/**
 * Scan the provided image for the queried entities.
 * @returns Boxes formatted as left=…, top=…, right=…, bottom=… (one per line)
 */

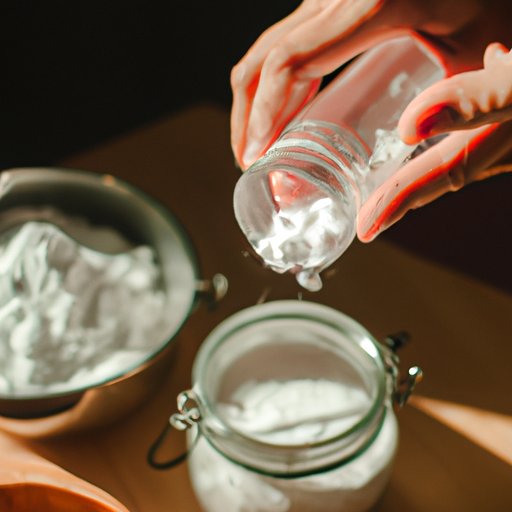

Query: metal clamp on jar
left=149, top=300, right=422, bottom=512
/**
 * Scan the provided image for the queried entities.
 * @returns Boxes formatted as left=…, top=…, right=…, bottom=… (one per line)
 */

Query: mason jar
left=150, top=300, right=422, bottom=512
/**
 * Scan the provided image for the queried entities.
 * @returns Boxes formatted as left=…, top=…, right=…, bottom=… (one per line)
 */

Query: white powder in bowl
left=0, top=220, right=169, bottom=395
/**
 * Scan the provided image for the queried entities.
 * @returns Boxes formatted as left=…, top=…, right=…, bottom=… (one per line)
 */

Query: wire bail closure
left=147, top=390, right=201, bottom=470
left=170, top=390, right=201, bottom=430
left=147, top=273, right=227, bottom=469
left=148, top=331, right=423, bottom=470
left=382, top=332, right=423, bottom=410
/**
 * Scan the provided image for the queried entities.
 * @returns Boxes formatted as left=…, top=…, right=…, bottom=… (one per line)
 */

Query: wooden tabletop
left=4, top=104, right=511, bottom=511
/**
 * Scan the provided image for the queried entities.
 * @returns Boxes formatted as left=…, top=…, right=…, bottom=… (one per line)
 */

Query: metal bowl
left=0, top=167, right=225, bottom=437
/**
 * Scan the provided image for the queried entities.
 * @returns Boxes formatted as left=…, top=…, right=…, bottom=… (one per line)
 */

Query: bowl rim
left=0, top=166, right=200, bottom=403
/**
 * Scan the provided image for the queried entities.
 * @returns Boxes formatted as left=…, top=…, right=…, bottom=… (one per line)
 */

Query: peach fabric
left=0, top=432, right=128, bottom=511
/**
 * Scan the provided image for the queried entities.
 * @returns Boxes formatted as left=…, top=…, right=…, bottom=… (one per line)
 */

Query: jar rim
left=191, top=300, right=390, bottom=475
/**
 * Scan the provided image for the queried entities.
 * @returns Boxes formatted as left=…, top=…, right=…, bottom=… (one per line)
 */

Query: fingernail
left=484, top=42, right=509, bottom=67
left=233, top=156, right=242, bottom=171
left=417, top=105, right=459, bottom=139
left=357, top=200, right=385, bottom=243
left=358, top=214, right=385, bottom=243
left=231, top=62, right=246, bottom=87
left=242, top=140, right=264, bottom=168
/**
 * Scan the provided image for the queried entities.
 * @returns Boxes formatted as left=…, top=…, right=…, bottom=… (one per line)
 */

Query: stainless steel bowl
left=0, top=167, right=226, bottom=437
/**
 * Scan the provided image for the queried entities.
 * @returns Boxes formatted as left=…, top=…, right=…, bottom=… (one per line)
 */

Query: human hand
left=230, top=0, right=484, bottom=169
left=357, top=42, right=512, bottom=241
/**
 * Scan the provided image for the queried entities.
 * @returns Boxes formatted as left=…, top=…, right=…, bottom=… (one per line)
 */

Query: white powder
left=243, top=129, right=408, bottom=293
left=368, top=129, right=410, bottom=170
left=388, top=71, right=409, bottom=98
left=219, top=379, right=369, bottom=444
left=188, top=379, right=398, bottom=512
left=0, top=220, right=168, bottom=395
left=251, top=195, right=350, bottom=293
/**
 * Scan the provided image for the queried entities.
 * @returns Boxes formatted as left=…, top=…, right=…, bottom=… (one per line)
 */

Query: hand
left=230, top=0, right=488, bottom=170
left=357, top=42, right=512, bottom=241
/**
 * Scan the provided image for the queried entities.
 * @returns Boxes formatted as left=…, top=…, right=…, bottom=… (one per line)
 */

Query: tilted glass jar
left=233, top=35, right=447, bottom=292
left=151, top=300, right=422, bottom=512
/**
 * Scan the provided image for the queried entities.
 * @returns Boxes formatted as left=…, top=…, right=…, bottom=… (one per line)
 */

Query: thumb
left=357, top=121, right=512, bottom=242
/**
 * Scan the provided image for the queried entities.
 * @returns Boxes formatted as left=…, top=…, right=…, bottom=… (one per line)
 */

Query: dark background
left=1, top=1, right=511, bottom=292
left=0, top=1, right=303, bottom=166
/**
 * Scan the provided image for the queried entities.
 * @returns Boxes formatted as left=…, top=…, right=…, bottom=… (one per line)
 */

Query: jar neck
left=233, top=121, right=368, bottom=290
left=267, top=120, right=372, bottom=207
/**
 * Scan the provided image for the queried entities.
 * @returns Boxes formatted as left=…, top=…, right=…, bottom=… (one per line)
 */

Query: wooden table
left=5, top=105, right=512, bottom=511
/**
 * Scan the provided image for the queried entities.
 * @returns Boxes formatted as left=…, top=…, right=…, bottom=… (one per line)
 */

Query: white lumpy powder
left=252, top=196, right=348, bottom=293
left=245, top=129, right=414, bottom=294
left=188, top=379, right=398, bottom=512
left=0, top=219, right=168, bottom=395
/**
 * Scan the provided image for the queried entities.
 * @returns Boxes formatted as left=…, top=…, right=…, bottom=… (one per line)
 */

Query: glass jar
left=151, top=300, right=422, bottom=512
left=233, top=35, right=447, bottom=291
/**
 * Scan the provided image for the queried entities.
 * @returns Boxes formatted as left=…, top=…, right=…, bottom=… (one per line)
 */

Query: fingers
left=241, top=73, right=321, bottom=166
left=361, top=41, right=512, bottom=241
left=231, top=0, right=386, bottom=169
left=230, top=4, right=315, bottom=167
left=357, top=121, right=512, bottom=241
left=399, top=42, right=512, bottom=145
left=242, top=0, right=385, bottom=167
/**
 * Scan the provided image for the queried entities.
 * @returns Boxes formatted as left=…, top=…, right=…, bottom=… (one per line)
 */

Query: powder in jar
left=188, top=378, right=397, bottom=512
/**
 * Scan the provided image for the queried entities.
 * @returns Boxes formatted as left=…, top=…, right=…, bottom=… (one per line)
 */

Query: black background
left=1, top=1, right=511, bottom=292
left=0, top=1, right=303, bottom=166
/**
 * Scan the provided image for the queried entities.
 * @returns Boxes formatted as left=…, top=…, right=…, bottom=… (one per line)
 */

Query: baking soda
left=188, top=378, right=398, bottom=512
left=0, top=219, right=168, bottom=395
left=251, top=192, right=349, bottom=293
left=246, top=127, right=412, bottom=294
